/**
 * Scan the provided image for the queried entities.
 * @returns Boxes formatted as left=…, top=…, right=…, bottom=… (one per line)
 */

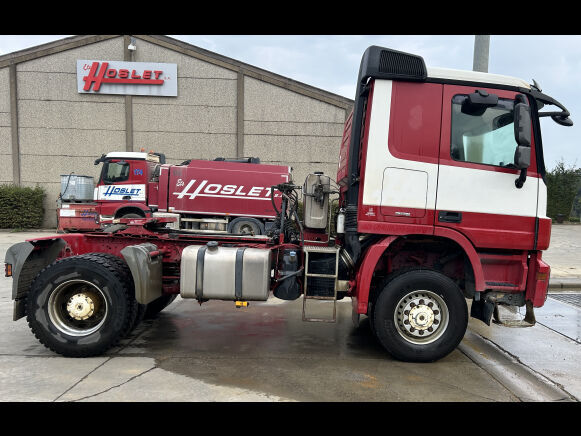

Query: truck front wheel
left=372, top=269, right=468, bottom=362
left=26, top=254, right=136, bottom=357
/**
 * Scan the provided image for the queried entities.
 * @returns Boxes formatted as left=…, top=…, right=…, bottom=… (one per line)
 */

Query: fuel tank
left=180, top=242, right=272, bottom=301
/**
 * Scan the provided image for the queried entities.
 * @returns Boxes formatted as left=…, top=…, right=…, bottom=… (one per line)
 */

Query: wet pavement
left=543, top=224, right=581, bottom=282
left=0, top=226, right=579, bottom=402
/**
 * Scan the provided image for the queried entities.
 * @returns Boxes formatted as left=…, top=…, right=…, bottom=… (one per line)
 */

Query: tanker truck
left=57, top=153, right=291, bottom=235
left=5, top=46, right=573, bottom=362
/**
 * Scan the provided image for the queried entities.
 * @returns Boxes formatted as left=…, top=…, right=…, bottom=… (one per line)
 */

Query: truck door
left=436, top=85, right=538, bottom=250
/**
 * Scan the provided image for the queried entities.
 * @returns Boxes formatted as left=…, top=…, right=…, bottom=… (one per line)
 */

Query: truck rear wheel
left=26, top=254, right=136, bottom=357
left=83, top=252, right=142, bottom=333
left=372, top=269, right=468, bottom=362
left=228, top=217, right=264, bottom=235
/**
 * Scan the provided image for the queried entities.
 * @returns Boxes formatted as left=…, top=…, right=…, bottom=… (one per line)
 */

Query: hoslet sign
left=77, top=60, right=177, bottom=96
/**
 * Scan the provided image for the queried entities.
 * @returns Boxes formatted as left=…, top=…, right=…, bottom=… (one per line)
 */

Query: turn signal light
left=5, top=263, right=12, bottom=277
left=536, top=272, right=548, bottom=281
left=235, top=301, right=249, bottom=308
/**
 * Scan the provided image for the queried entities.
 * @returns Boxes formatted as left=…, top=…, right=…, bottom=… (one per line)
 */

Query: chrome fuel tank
left=180, top=242, right=272, bottom=301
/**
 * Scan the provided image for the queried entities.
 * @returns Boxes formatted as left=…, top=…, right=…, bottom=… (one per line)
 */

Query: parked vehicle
left=5, top=46, right=573, bottom=362
left=57, top=153, right=291, bottom=235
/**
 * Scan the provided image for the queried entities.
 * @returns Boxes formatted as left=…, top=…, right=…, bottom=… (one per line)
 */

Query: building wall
left=0, top=67, right=11, bottom=184
left=15, top=37, right=126, bottom=227
left=2, top=36, right=352, bottom=228
left=244, top=76, right=346, bottom=185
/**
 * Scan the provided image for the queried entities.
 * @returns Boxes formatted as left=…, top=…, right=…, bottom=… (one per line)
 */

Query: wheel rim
left=394, top=290, right=449, bottom=345
left=239, top=224, right=253, bottom=233
left=48, top=280, right=108, bottom=337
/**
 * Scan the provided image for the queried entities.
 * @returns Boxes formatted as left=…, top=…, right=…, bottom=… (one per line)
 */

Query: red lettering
left=82, top=62, right=166, bottom=92
left=83, top=61, right=108, bottom=92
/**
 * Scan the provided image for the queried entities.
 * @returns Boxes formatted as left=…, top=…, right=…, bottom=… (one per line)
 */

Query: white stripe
left=437, top=165, right=538, bottom=217
left=362, top=80, right=438, bottom=211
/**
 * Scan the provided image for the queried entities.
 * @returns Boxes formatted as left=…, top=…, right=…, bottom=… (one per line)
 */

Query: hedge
left=545, top=160, right=581, bottom=220
left=0, top=185, right=46, bottom=229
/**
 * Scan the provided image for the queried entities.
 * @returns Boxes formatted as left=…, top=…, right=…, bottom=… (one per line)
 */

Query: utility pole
left=473, top=35, right=490, bottom=73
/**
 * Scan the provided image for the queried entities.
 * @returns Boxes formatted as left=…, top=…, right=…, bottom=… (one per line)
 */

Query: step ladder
left=302, top=246, right=340, bottom=323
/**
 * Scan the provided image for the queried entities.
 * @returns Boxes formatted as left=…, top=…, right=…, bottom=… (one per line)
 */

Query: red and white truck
left=5, top=46, right=573, bottom=362
left=58, top=154, right=290, bottom=235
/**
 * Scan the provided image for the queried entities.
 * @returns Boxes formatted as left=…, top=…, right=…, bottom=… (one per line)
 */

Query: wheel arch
left=354, top=232, right=484, bottom=315
left=114, top=204, right=150, bottom=218
left=5, top=238, right=66, bottom=320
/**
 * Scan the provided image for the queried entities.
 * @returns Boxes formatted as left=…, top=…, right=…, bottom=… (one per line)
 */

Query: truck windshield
left=451, top=95, right=518, bottom=168
left=102, top=161, right=130, bottom=184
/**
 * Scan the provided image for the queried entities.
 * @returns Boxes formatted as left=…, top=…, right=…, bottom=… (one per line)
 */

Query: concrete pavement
left=0, top=224, right=579, bottom=402
left=543, top=224, right=581, bottom=288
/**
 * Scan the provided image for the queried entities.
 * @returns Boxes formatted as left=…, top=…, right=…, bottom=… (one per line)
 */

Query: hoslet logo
left=82, top=61, right=164, bottom=92
left=103, top=186, right=142, bottom=197
left=173, top=179, right=280, bottom=200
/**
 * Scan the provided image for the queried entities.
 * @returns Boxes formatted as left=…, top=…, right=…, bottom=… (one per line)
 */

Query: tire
left=368, top=303, right=376, bottom=336
left=84, top=252, right=143, bottom=333
left=372, top=269, right=468, bottom=363
left=229, top=217, right=264, bottom=235
left=144, top=294, right=177, bottom=319
left=26, top=254, right=137, bottom=357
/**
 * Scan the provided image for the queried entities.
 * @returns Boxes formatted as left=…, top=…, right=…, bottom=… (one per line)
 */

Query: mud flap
left=470, top=298, right=495, bottom=326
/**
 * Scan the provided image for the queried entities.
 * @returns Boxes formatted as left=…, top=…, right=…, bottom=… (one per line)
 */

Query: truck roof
left=105, top=152, right=160, bottom=162
left=427, top=66, right=531, bottom=90
left=359, top=46, right=533, bottom=92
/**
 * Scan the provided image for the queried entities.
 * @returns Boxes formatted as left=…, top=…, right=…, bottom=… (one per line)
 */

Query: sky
left=1, top=34, right=579, bottom=171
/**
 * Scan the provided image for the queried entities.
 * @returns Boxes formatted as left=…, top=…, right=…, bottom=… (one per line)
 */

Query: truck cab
left=338, top=47, right=572, bottom=344
left=94, top=152, right=163, bottom=221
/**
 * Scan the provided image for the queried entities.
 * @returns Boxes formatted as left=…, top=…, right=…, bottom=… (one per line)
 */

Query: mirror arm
left=515, top=168, right=527, bottom=189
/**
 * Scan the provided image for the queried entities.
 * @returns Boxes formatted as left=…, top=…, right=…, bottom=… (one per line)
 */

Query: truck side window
left=102, top=161, right=130, bottom=184
left=150, top=164, right=161, bottom=182
left=450, top=95, right=519, bottom=167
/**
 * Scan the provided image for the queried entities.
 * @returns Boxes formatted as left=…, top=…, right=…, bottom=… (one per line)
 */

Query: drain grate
left=549, top=293, right=581, bottom=309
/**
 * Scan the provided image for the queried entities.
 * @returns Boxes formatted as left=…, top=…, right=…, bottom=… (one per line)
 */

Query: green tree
left=545, top=159, right=581, bottom=220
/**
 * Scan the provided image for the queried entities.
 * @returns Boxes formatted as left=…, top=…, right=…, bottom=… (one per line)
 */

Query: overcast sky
left=1, top=34, right=579, bottom=170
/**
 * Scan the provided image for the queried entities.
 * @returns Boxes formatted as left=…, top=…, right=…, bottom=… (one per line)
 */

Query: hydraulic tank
left=303, top=173, right=330, bottom=229
left=180, top=242, right=272, bottom=301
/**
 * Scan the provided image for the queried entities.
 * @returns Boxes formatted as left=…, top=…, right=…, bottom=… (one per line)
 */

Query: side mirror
left=461, top=90, right=499, bottom=116
left=514, top=102, right=531, bottom=147
left=514, top=145, right=530, bottom=170
left=513, top=96, right=531, bottom=188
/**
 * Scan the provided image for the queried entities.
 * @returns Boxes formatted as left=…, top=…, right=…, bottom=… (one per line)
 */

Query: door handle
left=438, top=211, right=462, bottom=223
left=122, top=196, right=131, bottom=200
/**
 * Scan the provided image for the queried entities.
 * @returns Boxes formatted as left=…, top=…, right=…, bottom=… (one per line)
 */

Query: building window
left=450, top=95, right=518, bottom=168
